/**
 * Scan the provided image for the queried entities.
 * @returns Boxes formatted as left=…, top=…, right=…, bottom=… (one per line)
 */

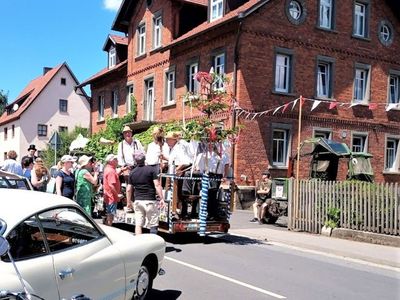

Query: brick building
left=85, top=0, right=400, bottom=183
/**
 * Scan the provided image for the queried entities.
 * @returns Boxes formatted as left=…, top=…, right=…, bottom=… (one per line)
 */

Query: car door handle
left=59, top=268, right=74, bottom=280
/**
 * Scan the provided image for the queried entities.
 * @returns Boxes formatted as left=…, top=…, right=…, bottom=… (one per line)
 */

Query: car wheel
left=133, top=265, right=153, bottom=300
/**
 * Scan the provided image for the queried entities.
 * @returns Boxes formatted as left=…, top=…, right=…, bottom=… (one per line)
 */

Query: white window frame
left=289, top=1, right=302, bottom=20
left=108, top=46, right=116, bottom=68
left=98, top=95, right=105, bottom=121
left=153, top=14, right=162, bottom=49
left=111, top=90, right=118, bottom=118
left=188, top=62, right=199, bottom=93
left=385, top=136, right=400, bottom=172
left=213, top=53, right=225, bottom=90
left=126, top=85, right=134, bottom=113
left=272, top=125, right=291, bottom=167
left=351, top=133, right=368, bottom=152
left=319, top=0, right=333, bottom=29
left=353, top=64, right=370, bottom=103
left=210, top=0, right=224, bottom=21
left=144, top=78, right=155, bottom=121
left=317, top=61, right=331, bottom=98
left=275, top=54, right=291, bottom=93
left=137, top=23, right=146, bottom=56
left=388, top=71, right=400, bottom=104
left=353, top=2, right=367, bottom=38
left=165, top=69, right=175, bottom=105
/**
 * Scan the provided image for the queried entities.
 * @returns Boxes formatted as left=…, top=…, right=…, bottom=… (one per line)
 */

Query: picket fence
left=287, top=179, right=400, bottom=235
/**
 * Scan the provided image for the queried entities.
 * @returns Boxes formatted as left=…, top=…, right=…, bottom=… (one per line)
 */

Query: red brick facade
left=88, top=0, right=400, bottom=183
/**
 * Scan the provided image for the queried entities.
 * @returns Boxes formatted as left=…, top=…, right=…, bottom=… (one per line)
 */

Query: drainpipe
left=230, top=14, right=244, bottom=210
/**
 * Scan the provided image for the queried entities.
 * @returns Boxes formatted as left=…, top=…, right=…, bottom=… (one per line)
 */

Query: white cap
left=61, top=155, right=77, bottom=163
left=105, top=154, right=118, bottom=163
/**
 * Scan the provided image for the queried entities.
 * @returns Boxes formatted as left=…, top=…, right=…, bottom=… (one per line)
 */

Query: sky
left=0, top=0, right=123, bottom=102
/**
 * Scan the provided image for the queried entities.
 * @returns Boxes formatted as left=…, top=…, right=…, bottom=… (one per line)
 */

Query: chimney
left=43, top=67, right=52, bottom=75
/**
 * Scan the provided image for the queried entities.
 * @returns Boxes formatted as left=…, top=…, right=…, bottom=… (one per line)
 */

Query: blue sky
left=0, top=0, right=123, bottom=101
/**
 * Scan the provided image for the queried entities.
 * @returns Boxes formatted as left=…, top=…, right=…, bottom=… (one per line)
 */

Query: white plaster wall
left=0, top=65, right=90, bottom=164
left=0, top=122, right=21, bottom=161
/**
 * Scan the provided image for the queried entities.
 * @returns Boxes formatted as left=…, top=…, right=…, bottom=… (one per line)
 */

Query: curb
left=331, top=228, right=400, bottom=248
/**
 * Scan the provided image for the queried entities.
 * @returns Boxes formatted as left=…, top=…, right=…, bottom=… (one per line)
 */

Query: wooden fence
left=287, top=179, right=400, bottom=235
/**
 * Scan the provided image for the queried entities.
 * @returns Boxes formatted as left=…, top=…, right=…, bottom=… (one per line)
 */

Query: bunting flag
left=386, top=103, right=398, bottom=111
left=292, top=98, right=298, bottom=111
left=273, top=106, right=283, bottom=115
left=329, top=102, right=338, bottom=110
left=282, top=103, right=290, bottom=113
left=349, top=102, right=360, bottom=108
left=311, top=100, right=321, bottom=111
left=368, top=103, right=378, bottom=110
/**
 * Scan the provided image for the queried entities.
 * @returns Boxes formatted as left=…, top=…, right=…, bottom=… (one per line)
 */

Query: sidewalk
left=228, top=210, right=400, bottom=269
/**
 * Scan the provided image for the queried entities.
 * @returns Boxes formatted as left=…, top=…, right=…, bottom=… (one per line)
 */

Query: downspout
left=231, top=14, right=244, bottom=210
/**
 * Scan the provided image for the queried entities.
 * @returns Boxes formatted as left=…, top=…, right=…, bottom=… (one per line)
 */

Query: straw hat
left=122, top=125, right=132, bottom=133
left=105, top=154, right=118, bottom=163
left=165, top=132, right=179, bottom=140
left=78, top=155, right=92, bottom=166
left=60, top=155, right=76, bottom=163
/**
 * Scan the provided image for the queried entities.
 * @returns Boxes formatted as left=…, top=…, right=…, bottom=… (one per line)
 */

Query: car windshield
left=0, top=173, right=31, bottom=190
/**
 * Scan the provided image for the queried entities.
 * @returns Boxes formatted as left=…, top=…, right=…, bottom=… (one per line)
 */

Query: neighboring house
left=0, top=63, right=90, bottom=162
left=78, top=35, right=129, bottom=133
left=88, top=0, right=400, bottom=183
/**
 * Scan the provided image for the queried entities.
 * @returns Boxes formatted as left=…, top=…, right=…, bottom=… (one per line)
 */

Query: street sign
left=49, top=131, right=62, bottom=150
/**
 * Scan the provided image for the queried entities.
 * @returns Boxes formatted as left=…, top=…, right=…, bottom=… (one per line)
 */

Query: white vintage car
left=0, top=189, right=165, bottom=300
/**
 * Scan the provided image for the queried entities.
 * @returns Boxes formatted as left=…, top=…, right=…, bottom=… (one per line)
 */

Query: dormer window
left=210, top=0, right=224, bottom=21
left=108, top=47, right=116, bottom=69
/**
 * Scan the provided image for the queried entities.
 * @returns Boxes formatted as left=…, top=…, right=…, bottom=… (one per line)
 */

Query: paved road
left=146, top=211, right=399, bottom=300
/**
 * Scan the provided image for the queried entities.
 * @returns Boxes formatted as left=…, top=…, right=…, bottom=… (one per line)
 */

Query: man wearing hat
left=250, top=169, right=272, bottom=224
left=21, top=144, right=38, bottom=164
left=103, top=154, right=121, bottom=226
left=126, top=152, right=165, bottom=235
left=117, top=125, right=145, bottom=211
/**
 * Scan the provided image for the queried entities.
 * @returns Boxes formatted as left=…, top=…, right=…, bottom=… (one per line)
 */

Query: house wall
left=233, top=0, right=400, bottom=183
left=0, top=122, right=21, bottom=161
left=0, top=66, right=90, bottom=164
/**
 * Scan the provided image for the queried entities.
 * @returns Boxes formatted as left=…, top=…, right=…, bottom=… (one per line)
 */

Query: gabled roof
left=102, top=34, right=128, bottom=52
left=161, top=0, right=269, bottom=51
left=77, top=60, right=127, bottom=88
left=0, top=63, right=81, bottom=126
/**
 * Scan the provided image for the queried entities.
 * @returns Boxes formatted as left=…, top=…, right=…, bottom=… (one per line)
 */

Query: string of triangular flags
left=234, top=96, right=400, bottom=120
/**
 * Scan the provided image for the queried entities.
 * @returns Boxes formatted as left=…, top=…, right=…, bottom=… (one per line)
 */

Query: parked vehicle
left=0, top=171, right=33, bottom=190
left=0, top=189, right=165, bottom=300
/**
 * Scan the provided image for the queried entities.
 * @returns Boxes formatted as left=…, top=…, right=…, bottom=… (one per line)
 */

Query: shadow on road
left=148, top=289, right=181, bottom=299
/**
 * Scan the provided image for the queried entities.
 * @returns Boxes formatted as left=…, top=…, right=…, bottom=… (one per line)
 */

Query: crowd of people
left=1, top=124, right=236, bottom=234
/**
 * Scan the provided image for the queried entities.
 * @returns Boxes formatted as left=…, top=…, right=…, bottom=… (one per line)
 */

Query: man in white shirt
left=117, top=125, right=145, bottom=211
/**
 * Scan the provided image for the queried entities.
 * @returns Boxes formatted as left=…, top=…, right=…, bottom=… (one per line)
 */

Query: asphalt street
left=147, top=211, right=400, bottom=300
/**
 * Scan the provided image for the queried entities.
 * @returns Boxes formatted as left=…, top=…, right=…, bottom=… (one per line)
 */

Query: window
left=378, top=20, right=394, bottom=46
left=353, top=2, right=369, bottom=38
left=212, top=53, right=225, bottom=90
left=353, top=64, right=370, bottom=102
left=98, top=95, right=104, bottom=121
left=352, top=133, right=367, bottom=152
left=12, top=125, right=14, bottom=138
left=126, top=85, right=134, bottom=113
left=108, top=46, right=116, bottom=68
left=388, top=71, right=400, bottom=104
left=4, top=127, right=7, bottom=140
left=165, top=69, right=175, bottom=105
left=187, top=62, right=199, bottom=93
left=274, top=52, right=292, bottom=93
left=314, top=129, right=332, bottom=139
left=59, top=99, right=68, bottom=112
left=4, top=216, right=47, bottom=261
left=210, top=0, right=224, bottom=21
left=289, top=1, right=301, bottom=19
left=285, top=0, right=307, bottom=25
left=272, top=128, right=290, bottom=166
left=137, top=23, right=146, bottom=56
left=60, top=78, right=66, bottom=85
left=385, top=137, right=400, bottom=172
left=111, top=90, right=118, bottom=118
left=144, top=78, right=155, bottom=121
left=37, top=124, right=47, bottom=137
left=38, top=208, right=102, bottom=253
left=59, top=126, right=68, bottom=133
left=153, top=14, right=162, bottom=49
left=316, top=58, right=334, bottom=98
left=319, top=0, right=333, bottom=29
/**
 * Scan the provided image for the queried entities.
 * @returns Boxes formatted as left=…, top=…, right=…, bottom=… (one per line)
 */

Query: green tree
left=0, top=89, right=9, bottom=115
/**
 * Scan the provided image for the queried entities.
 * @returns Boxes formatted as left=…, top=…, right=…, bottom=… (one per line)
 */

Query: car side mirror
left=0, top=236, right=10, bottom=257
